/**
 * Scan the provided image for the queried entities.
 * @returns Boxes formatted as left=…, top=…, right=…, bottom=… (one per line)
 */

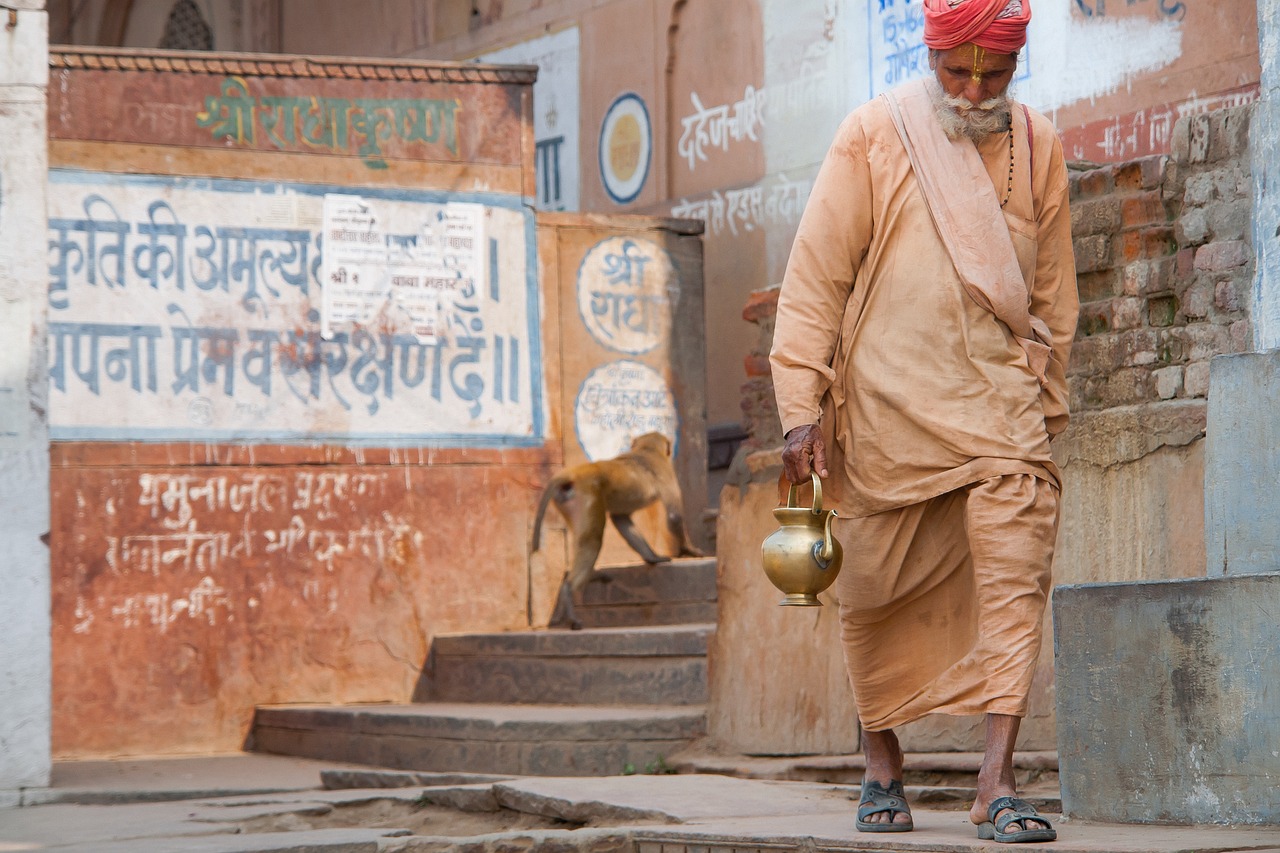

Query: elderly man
left=770, top=0, right=1077, bottom=844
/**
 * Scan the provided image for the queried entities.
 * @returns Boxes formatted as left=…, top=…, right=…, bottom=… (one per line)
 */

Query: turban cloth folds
left=923, top=0, right=1031, bottom=54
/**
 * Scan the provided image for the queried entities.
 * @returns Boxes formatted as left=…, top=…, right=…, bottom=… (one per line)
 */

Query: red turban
left=923, top=0, right=1031, bottom=54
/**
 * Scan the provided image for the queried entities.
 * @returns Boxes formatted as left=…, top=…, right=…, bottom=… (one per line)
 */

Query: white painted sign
left=480, top=27, right=582, bottom=212
left=576, top=236, right=676, bottom=355
left=574, top=359, right=678, bottom=462
left=599, top=93, right=653, bottom=205
left=46, top=170, right=543, bottom=446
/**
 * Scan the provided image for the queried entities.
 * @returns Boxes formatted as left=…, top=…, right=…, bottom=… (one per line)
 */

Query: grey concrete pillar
left=1254, top=0, right=1280, bottom=347
left=1205, top=352, right=1280, bottom=576
left=0, top=1, right=50, bottom=804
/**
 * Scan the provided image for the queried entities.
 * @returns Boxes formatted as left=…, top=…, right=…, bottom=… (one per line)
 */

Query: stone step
left=573, top=558, right=719, bottom=628
left=416, top=624, right=714, bottom=706
left=253, top=702, right=707, bottom=777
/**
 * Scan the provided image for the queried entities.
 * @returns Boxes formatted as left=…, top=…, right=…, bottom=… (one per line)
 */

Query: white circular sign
left=599, top=92, right=652, bottom=205
left=574, top=360, right=678, bottom=462
left=576, top=236, right=676, bottom=355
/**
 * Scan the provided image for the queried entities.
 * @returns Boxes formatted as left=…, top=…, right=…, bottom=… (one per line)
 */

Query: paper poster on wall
left=574, top=359, right=677, bottom=462
left=321, top=195, right=484, bottom=343
left=46, top=170, right=542, bottom=446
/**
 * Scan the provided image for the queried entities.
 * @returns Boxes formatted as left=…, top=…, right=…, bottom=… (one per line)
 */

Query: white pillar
left=0, top=1, right=50, bottom=803
left=1252, top=0, right=1280, bottom=348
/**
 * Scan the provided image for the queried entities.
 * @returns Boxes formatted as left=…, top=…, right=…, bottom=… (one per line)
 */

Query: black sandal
left=977, top=796, right=1057, bottom=843
left=856, top=779, right=914, bottom=833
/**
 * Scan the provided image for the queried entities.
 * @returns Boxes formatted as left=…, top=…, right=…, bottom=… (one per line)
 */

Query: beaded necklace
left=1000, top=126, right=1014, bottom=208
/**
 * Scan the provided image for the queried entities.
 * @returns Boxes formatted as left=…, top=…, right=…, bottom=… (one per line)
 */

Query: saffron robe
left=769, top=84, right=1078, bottom=729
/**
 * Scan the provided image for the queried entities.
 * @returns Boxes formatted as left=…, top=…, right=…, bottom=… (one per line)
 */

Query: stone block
left=1205, top=352, right=1280, bottom=576
left=1073, top=233, right=1113, bottom=274
left=1194, top=240, right=1251, bottom=272
left=1153, top=366, right=1183, bottom=399
left=1183, top=360, right=1211, bottom=397
left=1175, top=207, right=1209, bottom=245
left=1183, top=173, right=1217, bottom=206
left=1112, top=297, right=1145, bottom=330
left=1181, top=282, right=1213, bottom=319
left=1054, top=572, right=1280, bottom=825
left=1071, top=197, right=1121, bottom=237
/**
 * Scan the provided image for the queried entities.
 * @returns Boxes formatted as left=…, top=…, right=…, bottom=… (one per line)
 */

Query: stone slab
left=492, top=774, right=856, bottom=823
left=1054, top=573, right=1280, bottom=825
left=1205, top=351, right=1280, bottom=575
left=253, top=703, right=706, bottom=776
left=633, top=810, right=1280, bottom=853
left=429, top=624, right=714, bottom=657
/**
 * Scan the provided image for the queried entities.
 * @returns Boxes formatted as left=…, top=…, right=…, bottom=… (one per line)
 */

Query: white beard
left=926, top=77, right=1013, bottom=144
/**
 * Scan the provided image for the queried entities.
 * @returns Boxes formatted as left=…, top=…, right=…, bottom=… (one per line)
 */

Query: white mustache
left=941, top=93, right=1007, bottom=113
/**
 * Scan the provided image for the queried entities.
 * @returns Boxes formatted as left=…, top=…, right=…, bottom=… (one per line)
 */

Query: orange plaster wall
left=49, top=446, right=562, bottom=757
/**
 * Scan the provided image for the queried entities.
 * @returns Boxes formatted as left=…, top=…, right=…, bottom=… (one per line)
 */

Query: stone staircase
left=251, top=557, right=718, bottom=777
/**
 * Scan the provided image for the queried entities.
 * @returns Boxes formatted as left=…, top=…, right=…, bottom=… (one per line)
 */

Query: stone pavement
left=2, top=753, right=1279, bottom=853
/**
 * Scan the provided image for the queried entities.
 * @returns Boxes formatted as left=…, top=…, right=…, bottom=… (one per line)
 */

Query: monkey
left=531, top=432, right=705, bottom=630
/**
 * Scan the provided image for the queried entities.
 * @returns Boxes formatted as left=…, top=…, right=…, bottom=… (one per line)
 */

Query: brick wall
left=736, top=104, right=1256, bottom=451
left=1068, top=105, right=1254, bottom=412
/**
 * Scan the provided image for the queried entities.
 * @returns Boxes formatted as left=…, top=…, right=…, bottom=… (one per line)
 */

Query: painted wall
left=43, top=48, right=709, bottom=758
left=0, top=1, right=51, bottom=800
left=44, top=50, right=551, bottom=758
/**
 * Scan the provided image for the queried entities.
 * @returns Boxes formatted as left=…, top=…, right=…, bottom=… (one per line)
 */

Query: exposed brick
left=1118, top=328, right=1159, bottom=366
left=1120, top=191, right=1169, bottom=229
left=1112, top=297, right=1145, bottom=330
left=1076, top=166, right=1114, bottom=199
left=1213, top=107, right=1252, bottom=160
left=1177, top=208, right=1210, bottom=246
left=1176, top=247, right=1197, bottom=278
left=1184, top=361, right=1211, bottom=397
left=742, top=286, right=781, bottom=322
left=1077, top=302, right=1113, bottom=337
left=1184, top=173, right=1218, bottom=206
left=1156, top=327, right=1189, bottom=364
left=1207, top=200, right=1251, bottom=242
left=1121, top=227, right=1176, bottom=263
left=1153, top=365, right=1184, bottom=400
left=1073, top=234, right=1114, bottom=274
left=1184, top=324, right=1233, bottom=361
left=1230, top=319, right=1253, bottom=352
left=1213, top=167, right=1250, bottom=201
left=1215, top=279, right=1244, bottom=313
left=1072, top=197, right=1122, bottom=237
left=1182, top=282, right=1213, bottom=319
left=1188, top=114, right=1212, bottom=164
left=1194, top=240, right=1250, bottom=272
left=1115, top=157, right=1167, bottom=191
left=743, top=353, right=772, bottom=378
left=1078, top=269, right=1121, bottom=303
left=1148, top=294, right=1179, bottom=328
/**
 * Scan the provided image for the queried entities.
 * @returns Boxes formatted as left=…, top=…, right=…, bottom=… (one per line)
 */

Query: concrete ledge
left=1054, top=572, right=1280, bottom=825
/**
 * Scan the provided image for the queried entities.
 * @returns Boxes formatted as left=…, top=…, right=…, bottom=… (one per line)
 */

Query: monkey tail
left=530, top=475, right=563, bottom=553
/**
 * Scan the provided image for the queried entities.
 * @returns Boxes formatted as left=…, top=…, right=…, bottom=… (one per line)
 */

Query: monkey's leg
left=549, top=505, right=607, bottom=630
left=665, top=509, right=705, bottom=557
left=611, top=513, right=671, bottom=564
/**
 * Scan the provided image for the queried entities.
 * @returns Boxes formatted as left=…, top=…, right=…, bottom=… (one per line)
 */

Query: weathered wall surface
left=44, top=49, right=707, bottom=758
left=0, top=1, right=51, bottom=799
left=1055, top=572, right=1280, bottom=825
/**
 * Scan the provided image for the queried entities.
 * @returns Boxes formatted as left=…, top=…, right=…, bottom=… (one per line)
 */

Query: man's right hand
left=781, top=423, right=829, bottom=483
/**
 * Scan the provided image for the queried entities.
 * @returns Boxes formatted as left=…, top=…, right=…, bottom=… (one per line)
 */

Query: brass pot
left=760, top=473, right=843, bottom=606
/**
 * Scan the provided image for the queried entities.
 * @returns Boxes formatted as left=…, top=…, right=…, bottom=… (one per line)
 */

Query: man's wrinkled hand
left=781, top=423, right=829, bottom=483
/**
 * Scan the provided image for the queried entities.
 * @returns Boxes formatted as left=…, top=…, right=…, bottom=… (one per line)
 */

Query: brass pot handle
left=786, top=471, right=825, bottom=515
